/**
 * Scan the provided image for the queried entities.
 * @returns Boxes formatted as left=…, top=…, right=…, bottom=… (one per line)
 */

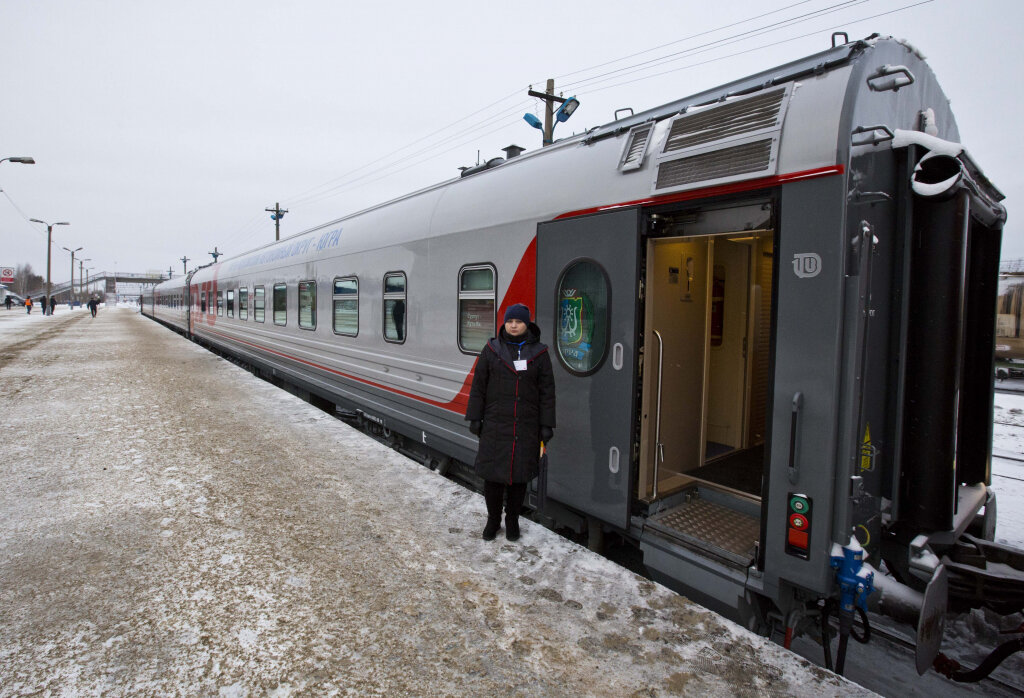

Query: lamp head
left=555, top=96, right=580, bottom=123
left=8, top=157, right=34, bottom=164
left=523, top=113, right=543, bottom=130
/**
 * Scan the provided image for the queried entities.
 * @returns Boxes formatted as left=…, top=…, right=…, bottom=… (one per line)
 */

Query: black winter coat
left=465, top=323, right=556, bottom=484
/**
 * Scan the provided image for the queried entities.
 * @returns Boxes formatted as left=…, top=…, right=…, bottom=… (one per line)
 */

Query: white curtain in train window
left=556, top=261, right=609, bottom=374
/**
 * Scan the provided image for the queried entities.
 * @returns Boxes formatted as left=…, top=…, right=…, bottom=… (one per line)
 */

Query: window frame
left=226, top=288, right=235, bottom=319
left=298, top=280, right=317, bottom=331
left=457, top=263, right=497, bottom=355
left=217, top=290, right=224, bottom=317
left=273, top=283, right=287, bottom=326
left=238, top=287, right=248, bottom=321
left=382, top=271, right=407, bottom=344
left=553, top=258, right=613, bottom=377
left=254, top=285, right=265, bottom=323
left=332, top=276, right=359, bottom=337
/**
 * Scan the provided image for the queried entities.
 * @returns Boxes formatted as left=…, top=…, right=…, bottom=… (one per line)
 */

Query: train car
left=145, top=35, right=1020, bottom=677
left=995, top=273, right=1024, bottom=376
left=143, top=274, right=189, bottom=332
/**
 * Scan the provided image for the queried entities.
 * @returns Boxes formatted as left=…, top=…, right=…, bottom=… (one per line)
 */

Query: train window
left=333, top=277, right=358, bottom=336
left=217, top=291, right=224, bottom=317
left=458, top=265, right=495, bottom=354
left=555, top=260, right=610, bottom=376
left=254, top=286, right=265, bottom=323
left=227, top=289, right=235, bottom=318
left=383, top=272, right=406, bottom=343
left=298, top=280, right=316, bottom=330
left=201, top=291, right=207, bottom=314
left=239, top=287, right=248, bottom=321
left=273, top=283, right=287, bottom=326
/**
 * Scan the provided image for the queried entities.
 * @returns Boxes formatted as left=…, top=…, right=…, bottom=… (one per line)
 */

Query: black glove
left=540, top=426, right=553, bottom=443
left=469, top=420, right=482, bottom=436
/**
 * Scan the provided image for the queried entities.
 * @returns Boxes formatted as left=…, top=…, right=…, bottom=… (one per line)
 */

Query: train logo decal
left=792, top=252, right=822, bottom=278
left=559, top=291, right=592, bottom=362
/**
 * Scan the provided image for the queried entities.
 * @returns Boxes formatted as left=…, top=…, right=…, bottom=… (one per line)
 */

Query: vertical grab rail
left=653, top=330, right=665, bottom=499
left=788, top=392, right=803, bottom=484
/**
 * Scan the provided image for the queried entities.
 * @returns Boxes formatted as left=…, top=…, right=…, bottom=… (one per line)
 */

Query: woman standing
left=466, top=303, right=556, bottom=541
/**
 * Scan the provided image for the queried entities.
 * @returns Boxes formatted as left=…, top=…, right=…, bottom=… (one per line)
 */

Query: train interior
left=638, top=201, right=774, bottom=567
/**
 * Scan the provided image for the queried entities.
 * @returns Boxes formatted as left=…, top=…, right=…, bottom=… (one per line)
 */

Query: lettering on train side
left=226, top=228, right=342, bottom=273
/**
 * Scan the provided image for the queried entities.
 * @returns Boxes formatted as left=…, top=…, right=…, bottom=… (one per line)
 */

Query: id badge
left=514, top=359, right=528, bottom=372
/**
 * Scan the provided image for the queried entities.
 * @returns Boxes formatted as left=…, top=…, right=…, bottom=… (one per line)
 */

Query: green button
left=790, top=496, right=810, bottom=514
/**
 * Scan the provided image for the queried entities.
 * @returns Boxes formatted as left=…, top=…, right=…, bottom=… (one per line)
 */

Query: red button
left=789, top=513, right=808, bottom=529
left=788, top=527, right=809, bottom=550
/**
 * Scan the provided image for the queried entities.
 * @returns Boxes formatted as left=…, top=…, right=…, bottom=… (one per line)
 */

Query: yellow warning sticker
left=859, top=424, right=874, bottom=472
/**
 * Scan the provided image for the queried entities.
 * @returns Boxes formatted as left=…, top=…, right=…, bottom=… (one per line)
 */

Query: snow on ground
left=0, top=308, right=865, bottom=696
left=992, top=392, right=1024, bottom=550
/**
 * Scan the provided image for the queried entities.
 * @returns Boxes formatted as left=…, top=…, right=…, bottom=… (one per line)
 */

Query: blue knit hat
left=503, top=303, right=531, bottom=323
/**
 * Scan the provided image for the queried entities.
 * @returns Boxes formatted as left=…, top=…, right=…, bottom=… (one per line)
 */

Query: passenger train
left=145, top=35, right=1022, bottom=679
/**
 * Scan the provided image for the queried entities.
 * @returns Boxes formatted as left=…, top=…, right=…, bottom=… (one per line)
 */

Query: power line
left=575, top=0, right=935, bottom=97
left=560, top=0, right=868, bottom=93
left=212, top=0, right=935, bottom=251
left=550, top=0, right=819, bottom=83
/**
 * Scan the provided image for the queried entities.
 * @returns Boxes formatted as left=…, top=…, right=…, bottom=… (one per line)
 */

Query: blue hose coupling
left=831, top=535, right=876, bottom=613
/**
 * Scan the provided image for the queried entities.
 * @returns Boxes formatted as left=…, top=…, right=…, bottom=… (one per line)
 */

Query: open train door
left=536, top=208, right=641, bottom=530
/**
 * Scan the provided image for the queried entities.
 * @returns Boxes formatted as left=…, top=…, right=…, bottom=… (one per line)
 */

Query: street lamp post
left=62, top=246, right=83, bottom=304
left=78, top=259, right=91, bottom=297
left=31, top=219, right=70, bottom=312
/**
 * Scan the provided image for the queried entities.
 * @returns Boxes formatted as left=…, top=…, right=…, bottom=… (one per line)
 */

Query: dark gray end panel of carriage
left=763, top=176, right=847, bottom=596
left=536, top=208, right=641, bottom=530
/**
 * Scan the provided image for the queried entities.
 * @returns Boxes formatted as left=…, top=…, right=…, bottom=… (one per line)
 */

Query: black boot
left=482, top=481, right=504, bottom=541
left=505, top=483, right=526, bottom=541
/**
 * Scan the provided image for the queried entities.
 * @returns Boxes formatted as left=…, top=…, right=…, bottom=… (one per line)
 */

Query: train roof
left=167, top=34, right=1000, bottom=291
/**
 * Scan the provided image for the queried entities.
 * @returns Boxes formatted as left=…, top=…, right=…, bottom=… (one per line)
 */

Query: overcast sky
left=2, top=0, right=1021, bottom=283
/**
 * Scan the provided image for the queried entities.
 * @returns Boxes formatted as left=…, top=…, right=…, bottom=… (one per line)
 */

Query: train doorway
left=639, top=203, right=774, bottom=508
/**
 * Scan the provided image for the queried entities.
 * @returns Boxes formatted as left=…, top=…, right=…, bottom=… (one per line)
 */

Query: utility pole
left=209, top=246, right=222, bottom=263
left=180, top=256, right=190, bottom=275
left=528, top=79, right=557, bottom=145
left=265, top=202, right=287, bottom=241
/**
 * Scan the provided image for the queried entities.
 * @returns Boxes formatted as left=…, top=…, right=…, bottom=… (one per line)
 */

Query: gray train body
left=145, top=36, right=1017, bottom=674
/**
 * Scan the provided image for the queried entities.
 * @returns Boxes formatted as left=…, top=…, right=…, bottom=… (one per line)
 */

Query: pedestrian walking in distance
left=87, top=297, right=98, bottom=317
left=25, top=296, right=32, bottom=314
left=39, top=296, right=47, bottom=316
left=49, top=296, right=56, bottom=315
left=4, top=295, right=11, bottom=310
left=465, top=303, right=555, bottom=541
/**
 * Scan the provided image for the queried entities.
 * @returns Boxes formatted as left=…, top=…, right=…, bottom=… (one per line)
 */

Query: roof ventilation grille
left=652, top=84, right=791, bottom=193
left=618, top=123, right=654, bottom=172
left=655, top=139, right=773, bottom=191
left=663, top=87, right=787, bottom=153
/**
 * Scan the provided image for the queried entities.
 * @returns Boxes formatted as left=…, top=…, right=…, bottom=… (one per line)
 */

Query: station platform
left=0, top=307, right=873, bottom=696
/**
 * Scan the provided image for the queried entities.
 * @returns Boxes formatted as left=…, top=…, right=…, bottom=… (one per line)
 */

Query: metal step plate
left=648, top=494, right=760, bottom=566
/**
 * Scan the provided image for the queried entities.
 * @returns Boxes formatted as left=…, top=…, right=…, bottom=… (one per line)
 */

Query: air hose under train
left=933, top=624, right=1024, bottom=683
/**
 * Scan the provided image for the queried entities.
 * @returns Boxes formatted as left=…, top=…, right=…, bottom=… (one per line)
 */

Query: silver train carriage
left=144, top=36, right=1019, bottom=676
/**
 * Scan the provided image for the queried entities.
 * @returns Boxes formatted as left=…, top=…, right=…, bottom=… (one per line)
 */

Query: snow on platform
left=0, top=308, right=872, bottom=696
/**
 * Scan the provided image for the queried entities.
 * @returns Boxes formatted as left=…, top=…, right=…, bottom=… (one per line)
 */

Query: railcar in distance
left=145, top=34, right=1022, bottom=680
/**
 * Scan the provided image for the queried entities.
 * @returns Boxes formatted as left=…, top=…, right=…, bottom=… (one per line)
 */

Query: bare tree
left=14, top=264, right=42, bottom=296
